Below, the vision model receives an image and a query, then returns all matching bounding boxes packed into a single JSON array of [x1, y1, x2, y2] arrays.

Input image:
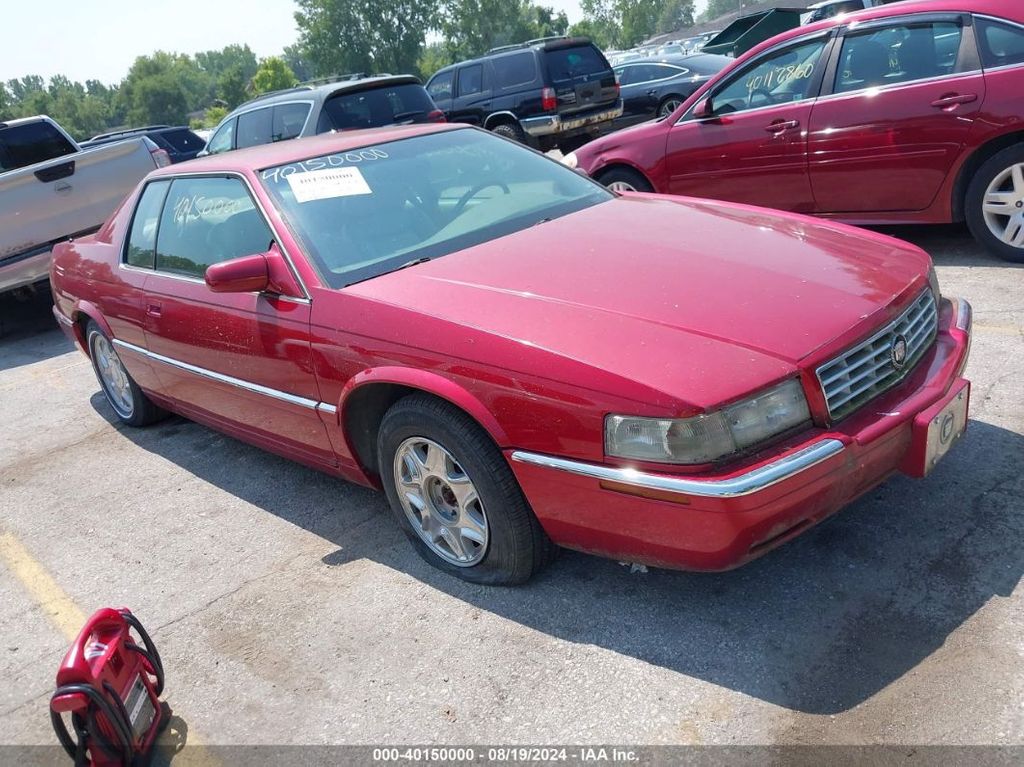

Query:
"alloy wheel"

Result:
[[659, 99, 683, 118], [982, 162, 1024, 249], [393, 437, 489, 567], [91, 334, 135, 419], [607, 181, 638, 193]]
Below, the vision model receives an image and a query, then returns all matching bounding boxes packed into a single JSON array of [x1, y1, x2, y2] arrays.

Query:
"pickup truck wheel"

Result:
[[378, 394, 556, 585], [598, 167, 654, 194], [86, 321, 165, 427], [966, 144, 1024, 263], [490, 121, 527, 144]]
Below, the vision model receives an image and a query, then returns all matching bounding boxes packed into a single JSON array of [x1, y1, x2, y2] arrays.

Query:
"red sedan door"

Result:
[[664, 34, 832, 213], [807, 13, 984, 214], [140, 175, 337, 468]]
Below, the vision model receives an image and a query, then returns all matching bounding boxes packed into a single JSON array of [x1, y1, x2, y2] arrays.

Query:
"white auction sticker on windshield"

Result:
[[286, 167, 372, 203]]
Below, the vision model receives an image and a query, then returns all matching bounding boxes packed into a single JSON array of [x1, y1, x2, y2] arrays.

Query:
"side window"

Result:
[[206, 119, 236, 154], [709, 38, 827, 114], [458, 64, 484, 97], [272, 103, 311, 142], [155, 177, 273, 279], [236, 108, 273, 149], [653, 64, 687, 79], [976, 18, 1024, 69], [427, 71, 454, 102], [492, 52, 537, 89], [125, 181, 171, 269], [835, 21, 963, 95]]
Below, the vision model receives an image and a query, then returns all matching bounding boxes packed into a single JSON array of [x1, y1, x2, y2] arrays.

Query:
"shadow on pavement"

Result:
[[870, 223, 1023, 269], [92, 387, 1024, 716], [0, 287, 72, 372]]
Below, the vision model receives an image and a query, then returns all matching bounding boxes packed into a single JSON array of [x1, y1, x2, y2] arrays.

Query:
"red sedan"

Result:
[[567, 0, 1024, 262], [51, 124, 972, 585]]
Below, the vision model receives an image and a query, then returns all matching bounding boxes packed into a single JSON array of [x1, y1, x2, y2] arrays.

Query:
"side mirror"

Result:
[[205, 253, 270, 293], [204, 243, 306, 298], [693, 97, 715, 119]]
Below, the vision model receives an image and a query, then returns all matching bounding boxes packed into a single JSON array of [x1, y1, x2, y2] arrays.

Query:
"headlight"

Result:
[[928, 265, 941, 303], [561, 151, 578, 169], [605, 379, 812, 465]]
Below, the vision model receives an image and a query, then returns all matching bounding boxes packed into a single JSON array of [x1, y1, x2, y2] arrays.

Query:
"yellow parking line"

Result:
[[0, 530, 220, 762], [0, 531, 86, 642]]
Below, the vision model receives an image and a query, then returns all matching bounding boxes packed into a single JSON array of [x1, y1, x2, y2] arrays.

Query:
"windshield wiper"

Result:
[[392, 110, 425, 122], [390, 257, 432, 274]]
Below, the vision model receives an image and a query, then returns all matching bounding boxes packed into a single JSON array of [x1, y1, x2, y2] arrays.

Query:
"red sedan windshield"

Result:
[[260, 128, 612, 287]]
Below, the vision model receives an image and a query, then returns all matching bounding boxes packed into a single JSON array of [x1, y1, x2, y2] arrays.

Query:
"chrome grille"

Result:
[[817, 291, 938, 421]]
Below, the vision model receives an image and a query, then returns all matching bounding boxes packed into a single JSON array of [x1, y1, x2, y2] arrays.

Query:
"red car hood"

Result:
[[346, 195, 931, 409]]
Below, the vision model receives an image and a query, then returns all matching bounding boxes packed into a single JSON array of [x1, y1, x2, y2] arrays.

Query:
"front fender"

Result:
[[336, 366, 511, 446]]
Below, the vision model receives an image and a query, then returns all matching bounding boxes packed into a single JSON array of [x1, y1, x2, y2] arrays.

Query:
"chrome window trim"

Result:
[[511, 439, 845, 499], [615, 63, 690, 86], [118, 170, 313, 301], [112, 339, 326, 411], [815, 68, 984, 102]]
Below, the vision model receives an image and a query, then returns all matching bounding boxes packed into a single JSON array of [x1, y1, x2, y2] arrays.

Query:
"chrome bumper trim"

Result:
[[521, 102, 624, 137], [510, 439, 846, 499], [112, 338, 324, 411]]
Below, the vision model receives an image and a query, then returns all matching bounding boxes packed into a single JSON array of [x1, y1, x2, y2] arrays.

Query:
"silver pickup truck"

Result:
[[0, 116, 169, 295]]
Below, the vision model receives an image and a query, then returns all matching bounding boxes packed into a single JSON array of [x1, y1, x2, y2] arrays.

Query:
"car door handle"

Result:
[[765, 119, 800, 133], [931, 93, 978, 109], [146, 302, 162, 317]]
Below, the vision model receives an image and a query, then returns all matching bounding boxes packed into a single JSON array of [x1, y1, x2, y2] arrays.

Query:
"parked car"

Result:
[[567, 0, 1024, 262], [81, 125, 206, 164], [201, 75, 444, 156], [426, 37, 623, 152], [52, 123, 971, 585], [613, 54, 731, 126], [0, 116, 169, 295]]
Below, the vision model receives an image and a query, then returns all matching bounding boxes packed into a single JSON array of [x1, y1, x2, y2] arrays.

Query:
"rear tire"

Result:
[[657, 96, 685, 118], [490, 121, 527, 144], [85, 321, 166, 427], [598, 166, 654, 193], [378, 394, 556, 585], [965, 143, 1024, 263]]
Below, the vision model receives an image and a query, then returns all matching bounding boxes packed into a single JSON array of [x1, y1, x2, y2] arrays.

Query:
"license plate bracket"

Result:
[[903, 380, 970, 478]]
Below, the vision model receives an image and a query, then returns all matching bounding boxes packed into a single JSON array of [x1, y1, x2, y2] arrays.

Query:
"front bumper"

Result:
[[507, 297, 973, 571], [521, 101, 624, 138]]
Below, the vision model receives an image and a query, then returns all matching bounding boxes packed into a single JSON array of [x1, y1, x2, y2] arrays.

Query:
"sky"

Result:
[[0, 0, 711, 86]]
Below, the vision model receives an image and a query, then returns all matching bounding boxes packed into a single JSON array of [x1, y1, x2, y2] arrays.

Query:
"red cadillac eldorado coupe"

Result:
[[51, 124, 972, 585]]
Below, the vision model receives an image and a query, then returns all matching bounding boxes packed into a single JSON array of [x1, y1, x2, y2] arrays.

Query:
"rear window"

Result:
[[158, 129, 205, 153], [319, 83, 436, 131], [543, 44, 610, 81], [976, 18, 1024, 69], [0, 121, 77, 172]]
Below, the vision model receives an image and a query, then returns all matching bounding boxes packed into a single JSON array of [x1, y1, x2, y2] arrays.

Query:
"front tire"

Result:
[[598, 166, 654, 193], [378, 394, 555, 585], [966, 144, 1024, 263], [86, 321, 165, 427]]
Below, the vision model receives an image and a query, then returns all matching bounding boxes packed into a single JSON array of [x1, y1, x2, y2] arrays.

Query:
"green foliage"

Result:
[[700, 0, 749, 22], [418, 42, 454, 81], [283, 44, 316, 82], [191, 105, 228, 130], [251, 57, 298, 96], [572, 0, 696, 49], [295, 0, 437, 78], [438, 1, 568, 61]]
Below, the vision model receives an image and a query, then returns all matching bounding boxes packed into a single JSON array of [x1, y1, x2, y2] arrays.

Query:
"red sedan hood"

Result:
[[346, 196, 930, 408]]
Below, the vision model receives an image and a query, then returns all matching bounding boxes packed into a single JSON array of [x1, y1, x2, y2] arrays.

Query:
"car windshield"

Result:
[[260, 128, 612, 288]]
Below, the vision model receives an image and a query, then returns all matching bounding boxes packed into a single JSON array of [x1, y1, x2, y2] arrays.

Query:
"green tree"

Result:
[[283, 44, 316, 82], [417, 42, 453, 81], [217, 64, 250, 108], [251, 57, 298, 96], [439, 1, 568, 60], [295, 0, 438, 77], [657, 0, 695, 35], [701, 0, 748, 21], [191, 105, 228, 130]]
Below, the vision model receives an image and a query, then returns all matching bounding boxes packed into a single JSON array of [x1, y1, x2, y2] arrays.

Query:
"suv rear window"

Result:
[[158, 129, 205, 153], [0, 121, 77, 172], [319, 84, 436, 131], [543, 44, 610, 81]]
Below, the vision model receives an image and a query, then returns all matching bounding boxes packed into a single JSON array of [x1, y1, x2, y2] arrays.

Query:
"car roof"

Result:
[[430, 36, 599, 78], [151, 122, 463, 177], [737, 0, 1021, 66], [227, 74, 422, 114]]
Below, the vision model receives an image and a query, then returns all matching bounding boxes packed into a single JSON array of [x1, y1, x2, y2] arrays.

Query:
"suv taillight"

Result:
[[150, 148, 171, 168], [541, 87, 557, 112], [426, 109, 446, 123]]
